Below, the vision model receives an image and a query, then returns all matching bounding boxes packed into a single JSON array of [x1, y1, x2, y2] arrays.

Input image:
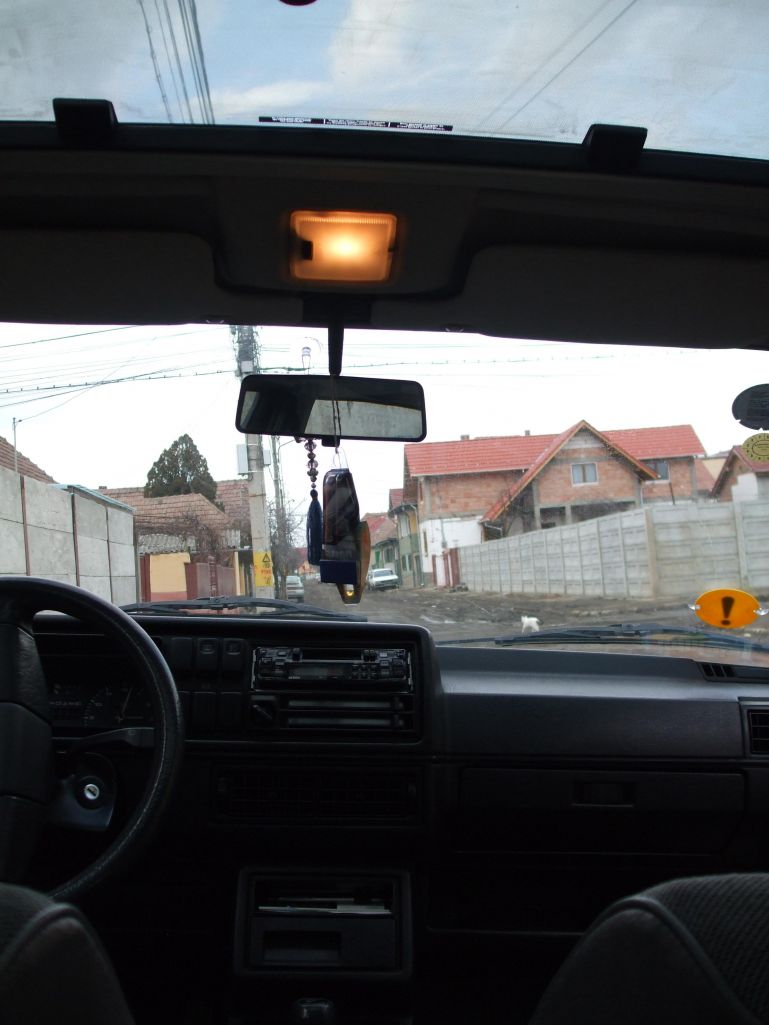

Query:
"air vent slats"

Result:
[[748, 708, 769, 754], [276, 691, 415, 734], [701, 662, 736, 679], [215, 767, 419, 821]]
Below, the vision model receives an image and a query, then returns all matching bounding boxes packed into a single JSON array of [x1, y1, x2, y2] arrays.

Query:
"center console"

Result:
[[234, 869, 412, 980]]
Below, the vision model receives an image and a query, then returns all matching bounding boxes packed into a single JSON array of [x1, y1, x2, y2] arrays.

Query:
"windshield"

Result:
[[3, 324, 769, 666], [3, 0, 769, 161]]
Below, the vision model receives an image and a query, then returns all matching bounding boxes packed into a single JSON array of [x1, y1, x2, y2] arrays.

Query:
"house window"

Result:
[[422, 530, 428, 555], [572, 462, 598, 484], [401, 553, 411, 571], [644, 459, 669, 480]]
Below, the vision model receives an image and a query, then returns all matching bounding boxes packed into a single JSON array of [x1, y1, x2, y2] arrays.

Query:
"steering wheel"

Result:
[[0, 577, 184, 902]]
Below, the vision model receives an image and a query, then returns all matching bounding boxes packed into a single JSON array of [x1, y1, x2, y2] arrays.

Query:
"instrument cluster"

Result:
[[48, 678, 153, 730]]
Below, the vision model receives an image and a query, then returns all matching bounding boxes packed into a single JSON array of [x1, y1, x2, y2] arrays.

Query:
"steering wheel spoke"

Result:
[[60, 726, 156, 763], [0, 592, 52, 883]]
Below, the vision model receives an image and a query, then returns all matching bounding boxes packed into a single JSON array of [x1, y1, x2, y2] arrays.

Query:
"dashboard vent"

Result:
[[700, 663, 736, 680], [748, 708, 769, 754], [274, 690, 415, 735], [214, 766, 420, 822]]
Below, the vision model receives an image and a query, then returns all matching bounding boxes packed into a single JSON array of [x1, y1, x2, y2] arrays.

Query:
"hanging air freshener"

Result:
[[304, 438, 323, 565], [320, 466, 370, 603]]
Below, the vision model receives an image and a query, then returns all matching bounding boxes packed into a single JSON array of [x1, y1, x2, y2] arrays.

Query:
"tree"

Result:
[[144, 434, 217, 502], [268, 498, 303, 599]]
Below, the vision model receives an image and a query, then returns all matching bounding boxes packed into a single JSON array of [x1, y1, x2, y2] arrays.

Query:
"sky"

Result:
[[2, 1, 769, 517], [2, 323, 769, 521], [2, 0, 769, 159]]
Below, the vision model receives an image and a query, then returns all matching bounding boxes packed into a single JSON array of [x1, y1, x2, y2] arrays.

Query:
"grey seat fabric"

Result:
[[0, 883, 134, 1025], [531, 874, 769, 1025]]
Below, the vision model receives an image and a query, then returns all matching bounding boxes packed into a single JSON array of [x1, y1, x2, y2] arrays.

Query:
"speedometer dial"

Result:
[[48, 680, 87, 724], [83, 684, 153, 729]]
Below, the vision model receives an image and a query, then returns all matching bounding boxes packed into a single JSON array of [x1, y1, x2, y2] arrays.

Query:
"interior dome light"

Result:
[[289, 210, 397, 282]]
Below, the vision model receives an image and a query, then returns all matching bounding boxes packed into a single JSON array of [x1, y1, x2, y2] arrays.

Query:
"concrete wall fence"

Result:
[[458, 500, 769, 600], [0, 465, 138, 605]]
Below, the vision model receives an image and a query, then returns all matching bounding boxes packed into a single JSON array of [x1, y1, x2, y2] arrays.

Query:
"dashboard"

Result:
[[39, 620, 426, 743], [27, 610, 769, 1020], [28, 611, 769, 933], [35, 611, 769, 852]]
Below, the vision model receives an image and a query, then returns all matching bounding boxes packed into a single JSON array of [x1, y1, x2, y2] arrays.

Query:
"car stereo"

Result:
[[253, 646, 411, 687]]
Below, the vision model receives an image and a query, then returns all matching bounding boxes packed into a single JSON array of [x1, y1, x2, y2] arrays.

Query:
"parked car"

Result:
[[284, 575, 305, 602], [3, 4, 769, 1025], [367, 567, 400, 591]]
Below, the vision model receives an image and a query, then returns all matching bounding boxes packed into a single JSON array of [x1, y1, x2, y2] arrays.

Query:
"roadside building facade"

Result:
[[403, 422, 712, 585], [99, 485, 244, 600], [388, 485, 424, 588], [364, 512, 399, 577], [711, 445, 769, 502]]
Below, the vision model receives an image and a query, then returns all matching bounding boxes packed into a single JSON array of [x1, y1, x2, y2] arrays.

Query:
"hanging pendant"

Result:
[[304, 439, 323, 565]]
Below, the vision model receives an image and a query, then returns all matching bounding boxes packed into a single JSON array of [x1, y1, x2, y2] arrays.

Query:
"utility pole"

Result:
[[231, 326, 273, 597], [270, 433, 290, 598]]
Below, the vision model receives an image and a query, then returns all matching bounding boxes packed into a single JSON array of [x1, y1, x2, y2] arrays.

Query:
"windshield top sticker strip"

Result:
[[259, 116, 453, 132]]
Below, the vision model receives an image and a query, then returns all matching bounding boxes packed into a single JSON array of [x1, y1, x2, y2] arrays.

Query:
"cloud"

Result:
[[210, 79, 331, 120]]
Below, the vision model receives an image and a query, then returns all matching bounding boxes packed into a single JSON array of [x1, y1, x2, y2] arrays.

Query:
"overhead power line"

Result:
[[177, 0, 215, 124], [0, 326, 136, 352], [154, 0, 187, 122], [161, 0, 194, 121], [187, 0, 215, 123], [136, 0, 174, 123]]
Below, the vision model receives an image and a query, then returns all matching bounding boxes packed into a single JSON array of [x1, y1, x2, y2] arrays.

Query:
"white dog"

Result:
[[521, 615, 541, 634]]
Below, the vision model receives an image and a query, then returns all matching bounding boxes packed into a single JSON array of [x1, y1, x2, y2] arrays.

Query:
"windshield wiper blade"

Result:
[[121, 596, 366, 622], [438, 622, 769, 654]]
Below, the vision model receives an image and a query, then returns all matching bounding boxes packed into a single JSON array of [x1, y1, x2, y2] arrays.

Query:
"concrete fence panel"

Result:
[[737, 502, 769, 592], [0, 471, 137, 602], [457, 500, 769, 600], [649, 504, 741, 598], [0, 465, 27, 575], [24, 477, 77, 582]]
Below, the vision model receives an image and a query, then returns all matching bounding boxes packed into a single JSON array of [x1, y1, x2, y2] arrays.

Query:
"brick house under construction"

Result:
[[402, 421, 714, 585]]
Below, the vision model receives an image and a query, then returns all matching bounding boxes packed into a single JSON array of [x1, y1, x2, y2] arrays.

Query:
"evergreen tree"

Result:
[[144, 434, 217, 503]]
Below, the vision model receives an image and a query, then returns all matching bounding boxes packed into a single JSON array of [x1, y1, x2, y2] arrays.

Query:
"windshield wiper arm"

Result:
[[438, 622, 769, 654], [121, 596, 366, 622]]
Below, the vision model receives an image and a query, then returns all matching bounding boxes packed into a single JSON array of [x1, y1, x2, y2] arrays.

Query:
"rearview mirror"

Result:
[[235, 374, 427, 442]]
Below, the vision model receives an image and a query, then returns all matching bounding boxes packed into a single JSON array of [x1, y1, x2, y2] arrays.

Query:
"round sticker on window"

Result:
[[732, 385, 769, 430], [743, 433, 769, 463], [691, 588, 763, 629]]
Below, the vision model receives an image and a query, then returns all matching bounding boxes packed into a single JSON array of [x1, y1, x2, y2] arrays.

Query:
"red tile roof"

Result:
[[371, 512, 399, 545], [363, 512, 393, 542], [99, 488, 230, 532], [711, 445, 769, 496], [483, 421, 656, 522], [0, 436, 54, 483], [100, 481, 249, 529], [406, 434, 555, 477], [405, 424, 705, 477], [388, 488, 404, 511], [601, 425, 705, 460]]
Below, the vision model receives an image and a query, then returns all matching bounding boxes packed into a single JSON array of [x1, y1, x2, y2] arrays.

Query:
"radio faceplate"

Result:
[[253, 647, 412, 688], [249, 646, 418, 737]]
